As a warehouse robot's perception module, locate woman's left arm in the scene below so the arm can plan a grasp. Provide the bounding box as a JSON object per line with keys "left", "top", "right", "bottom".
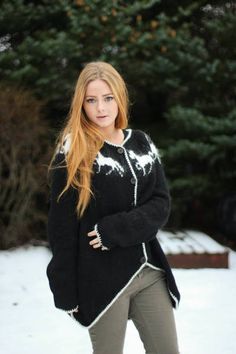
{"left": 94, "top": 157, "right": 171, "bottom": 249}
{"left": 46, "top": 152, "right": 79, "bottom": 311}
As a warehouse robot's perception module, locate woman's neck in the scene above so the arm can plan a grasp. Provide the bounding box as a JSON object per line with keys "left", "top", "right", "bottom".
{"left": 102, "top": 128, "right": 124, "bottom": 145}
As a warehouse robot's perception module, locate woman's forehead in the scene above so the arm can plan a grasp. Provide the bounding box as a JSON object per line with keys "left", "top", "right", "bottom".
{"left": 85, "top": 79, "right": 112, "bottom": 96}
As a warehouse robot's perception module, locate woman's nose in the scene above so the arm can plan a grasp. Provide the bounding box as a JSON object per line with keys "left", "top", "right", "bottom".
{"left": 97, "top": 100, "right": 105, "bottom": 112}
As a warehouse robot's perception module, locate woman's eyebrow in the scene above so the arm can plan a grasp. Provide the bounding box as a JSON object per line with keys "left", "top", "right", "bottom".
{"left": 85, "top": 93, "right": 113, "bottom": 98}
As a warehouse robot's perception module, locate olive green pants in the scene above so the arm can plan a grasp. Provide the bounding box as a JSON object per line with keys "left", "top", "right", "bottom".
{"left": 89, "top": 265, "right": 179, "bottom": 354}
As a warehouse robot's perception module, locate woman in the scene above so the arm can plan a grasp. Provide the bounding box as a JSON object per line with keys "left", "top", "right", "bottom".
{"left": 46, "top": 61, "right": 180, "bottom": 354}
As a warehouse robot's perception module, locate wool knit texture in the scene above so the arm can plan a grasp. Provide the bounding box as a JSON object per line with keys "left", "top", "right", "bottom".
{"left": 46, "top": 128, "right": 180, "bottom": 328}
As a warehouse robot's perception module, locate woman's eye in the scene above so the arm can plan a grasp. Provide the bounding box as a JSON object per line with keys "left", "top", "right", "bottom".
{"left": 86, "top": 98, "right": 96, "bottom": 103}
{"left": 85, "top": 96, "right": 114, "bottom": 104}
{"left": 105, "top": 96, "right": 114, "bottom": 102}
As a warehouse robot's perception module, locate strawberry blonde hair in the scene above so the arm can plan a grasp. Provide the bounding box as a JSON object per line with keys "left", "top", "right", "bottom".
{"left": 48, "top": 61, "right": 129, "bottom": 218}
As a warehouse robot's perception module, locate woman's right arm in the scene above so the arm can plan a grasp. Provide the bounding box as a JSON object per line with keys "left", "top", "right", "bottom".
{"left": 46, "top": 152, "right": 79, "bottom": 312}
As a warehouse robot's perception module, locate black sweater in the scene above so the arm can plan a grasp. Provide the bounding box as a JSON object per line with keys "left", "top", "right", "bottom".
{"left": 46, "top": 128, "right": 180, "bottom": 328}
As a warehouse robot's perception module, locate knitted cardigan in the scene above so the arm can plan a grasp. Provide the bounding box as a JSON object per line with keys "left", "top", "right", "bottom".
{"left": 46, "top": 128, "right": 180, "bottom": 328}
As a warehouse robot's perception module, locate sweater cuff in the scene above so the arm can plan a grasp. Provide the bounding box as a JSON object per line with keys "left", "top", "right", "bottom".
{"left": 66, "top": 305, "right": 79, "bottom": 314}
{"left": 94, "top": 224, "right": 110, "bottom": 251}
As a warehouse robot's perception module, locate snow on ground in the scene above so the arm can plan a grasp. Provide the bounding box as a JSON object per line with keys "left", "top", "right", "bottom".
{"left": 1, "top": 242, "right": 236, "bottom": 354}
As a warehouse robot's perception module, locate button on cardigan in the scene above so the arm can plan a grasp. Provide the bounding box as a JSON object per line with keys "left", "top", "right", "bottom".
{"left": 46, "top": 128, "right": 180, "bottom": 328}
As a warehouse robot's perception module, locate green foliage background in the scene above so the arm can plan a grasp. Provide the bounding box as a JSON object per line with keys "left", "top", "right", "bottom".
{"left": 0, "top": 0, "right": 235, "bottom": 244}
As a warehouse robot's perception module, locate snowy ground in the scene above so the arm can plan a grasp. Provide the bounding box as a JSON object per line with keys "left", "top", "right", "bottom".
{"left": 1, "top": 243, "right": 236, "bottom": 354}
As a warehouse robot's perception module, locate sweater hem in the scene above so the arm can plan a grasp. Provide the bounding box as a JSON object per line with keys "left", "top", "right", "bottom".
{"left": 168, "top": 287, "right": 180, "bottom": 309}
{"left": 68, "top": 262, "right": 178, "bottom": 328}
{"left": 75, "top": 263, "right": 152, "bottom": 329}
{"left": 75, "top": 263, "right": 166, "bottom": 329}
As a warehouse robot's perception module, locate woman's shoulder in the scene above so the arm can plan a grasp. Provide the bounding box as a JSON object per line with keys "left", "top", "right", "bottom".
{"left": 130, "top": 128, "right": 161, "bottom": 163}
{"left": 130, "top": 128, "right": 154, "bottom": 144}
{"left": 56, "top": 133, "right": 71, "bottom": 155}
{"left": 50, "top": 134, "right": 71, "bottom": 170}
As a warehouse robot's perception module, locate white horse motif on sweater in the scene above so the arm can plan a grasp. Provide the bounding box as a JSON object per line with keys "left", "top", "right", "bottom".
{"left": 94, "top": 152, "right": 124, "bottom": 176}
{"left": 57, "top": 133, "right": 161, "bottom": 178}
{"left": 149, "top": 140, "right": 161, "bottom": 164}
{"left": 57, "top": 133, "right": 71, "bottom": 154}
{"left": 127, "top": 141, "right": 161, "bottom": 176}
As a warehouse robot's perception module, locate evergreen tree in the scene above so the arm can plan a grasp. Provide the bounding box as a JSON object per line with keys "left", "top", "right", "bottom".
{"left": 163, "top": 4, "right": 236, "bottom": 236}
{"left": 0, "top": 0, "right": 235, "bottom": 237}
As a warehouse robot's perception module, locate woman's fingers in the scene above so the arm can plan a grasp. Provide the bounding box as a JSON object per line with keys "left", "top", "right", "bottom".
{"left": 87, "top": 230, "right": 101, "bottom": 248}
{"left": 87, "top": 230, "right": 97, "bottom": 237}
{"left": 89, "top": 237, "right": 99, "bottom": 245}
{"left": 93, "top": 242, "right": 101, "bottom": 248}
{"left": 90, "top": 238, "right": 101, "bottom": 248}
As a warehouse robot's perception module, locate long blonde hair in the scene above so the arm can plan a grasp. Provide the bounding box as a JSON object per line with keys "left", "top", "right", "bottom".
{"left": 48, "top": 61, "right": 129, "bottom": 218}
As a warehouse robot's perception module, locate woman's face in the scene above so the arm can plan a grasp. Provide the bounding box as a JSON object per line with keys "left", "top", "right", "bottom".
{"left": 83, "top": 79, "right": 119, "bottom": 132}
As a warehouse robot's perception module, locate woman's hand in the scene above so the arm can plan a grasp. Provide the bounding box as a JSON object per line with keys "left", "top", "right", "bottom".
{"left": 87, "top": 230, "right": 102, "bottom": 249}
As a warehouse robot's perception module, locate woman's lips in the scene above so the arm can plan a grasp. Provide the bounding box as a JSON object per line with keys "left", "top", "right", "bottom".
{"left": 97, "top": 115, "right": 107, "bottom": 118}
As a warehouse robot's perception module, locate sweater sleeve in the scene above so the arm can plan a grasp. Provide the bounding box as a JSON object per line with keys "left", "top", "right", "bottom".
{"left": 46, "top": 152, "right": 79, "bottom": 311}
{"left": 95, "top": 149, "right": 171, "bottom": 249}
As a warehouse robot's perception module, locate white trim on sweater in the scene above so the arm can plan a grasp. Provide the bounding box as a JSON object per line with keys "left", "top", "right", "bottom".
{"left": 69, "top": 128, "right": 179, "bottom": 328}
{"left": 87, "top": 263, "right": 151, "bottom": 329}
{"left": 67, "top": 305, "right": 79, "bottom": 314}
{"left": 104, "top": 129, "right": 132, "bottom": 147}
{"left": 94, "top": 224, "right": 109, "bottom": 251}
